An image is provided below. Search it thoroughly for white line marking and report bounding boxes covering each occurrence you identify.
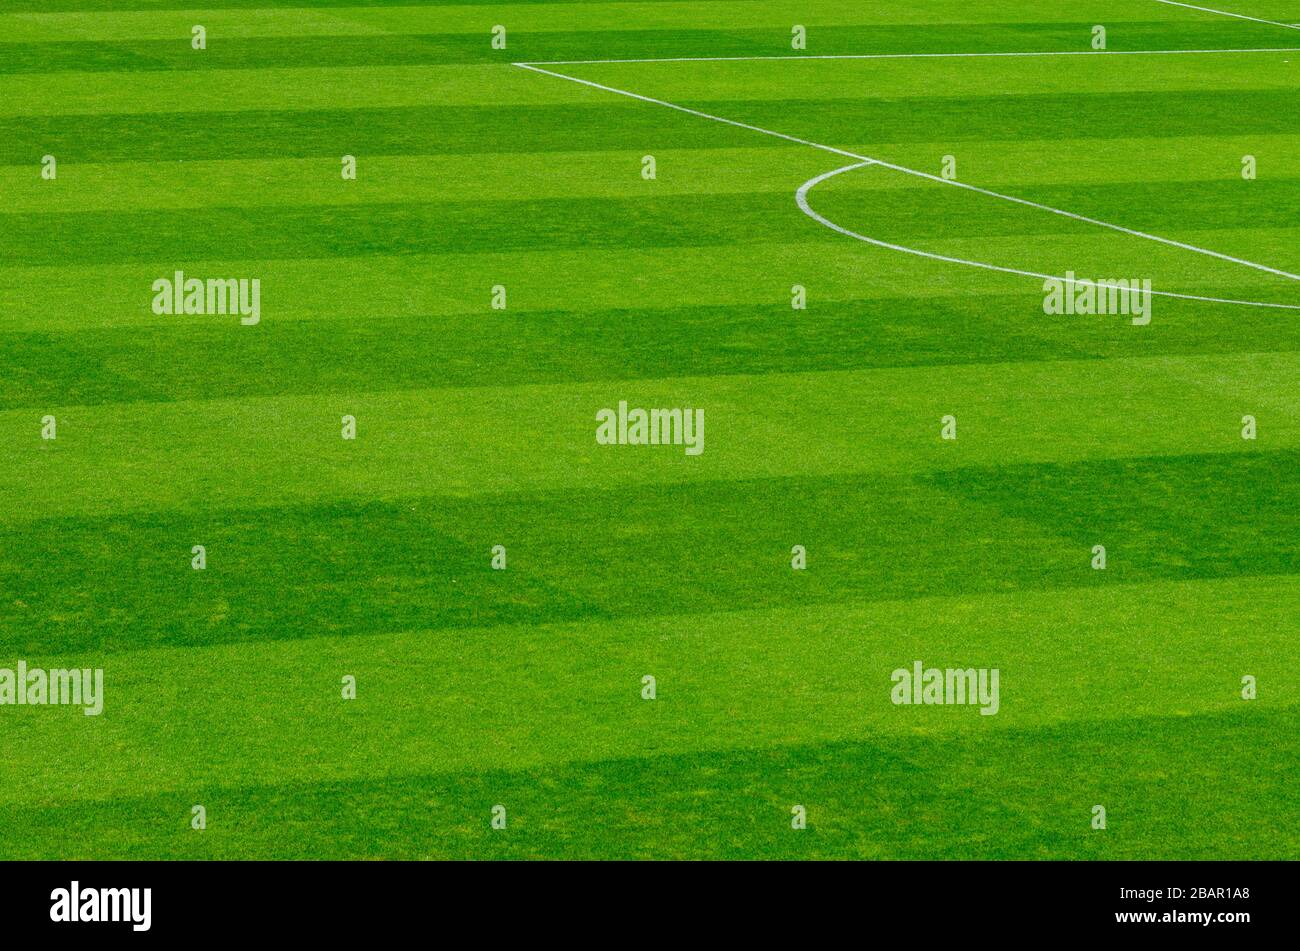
[1147,0,1300,32]
[517,47,1300,66]
[515,62,1300,299]
[515,62,869,161]
[797,163,1300,310]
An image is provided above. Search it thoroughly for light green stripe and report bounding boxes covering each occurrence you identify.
[5,46,1298,117]
[6,135,1300,212]
[3,352,1297,521]
[0,63,563,117]
[0,240,1015,332]
[563,50,1300,103]
[2,573,1294,806]
[3,227,1298,334]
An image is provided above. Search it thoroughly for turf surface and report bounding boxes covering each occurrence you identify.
[1,0,1297,859]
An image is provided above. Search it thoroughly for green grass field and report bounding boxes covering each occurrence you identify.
[2,0,1298,860]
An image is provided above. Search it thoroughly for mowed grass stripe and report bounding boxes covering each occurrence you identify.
[0,0,1221,44]
[2,574,1295,807]
[10,0,661,11]
[3,706,1294,860]
[7,135,1300,212]
[4,21,1294,74]
[564,50,1300,103]
[5,230,1298,337]
[8,292,1300,410]
[3,353,1297,522]
[5,179,1299,268]
[6,88,1297,166]
[3,451,1296,655]
[5,50,1299,118]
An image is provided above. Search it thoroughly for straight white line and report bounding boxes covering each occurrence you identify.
[514,62,1300,288]
[1147,0,1300,32]
[517,47,1300,66]
[514,62,871,162]
[798,163,1300,311]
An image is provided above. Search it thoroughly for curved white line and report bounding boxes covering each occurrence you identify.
[516,63,1300,307]
[517,63,1300,291]
[863,160,1300,284]
[796,162,1300,310]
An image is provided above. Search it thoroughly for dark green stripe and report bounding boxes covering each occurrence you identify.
[2,179,1295,266]
[3,88,1293,166]
[1,21,1287,73]
[5,295,1300,410]
[3,452,1297,655]
[0,193,813,265]
[2,707,1292,859]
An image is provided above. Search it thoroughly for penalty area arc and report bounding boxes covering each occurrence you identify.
[795,162,1300,311]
